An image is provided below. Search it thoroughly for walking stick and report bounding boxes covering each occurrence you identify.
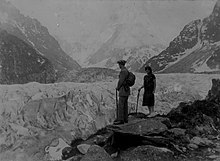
[116,89,119,119]
[136,90,140,114]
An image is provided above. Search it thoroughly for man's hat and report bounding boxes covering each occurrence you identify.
[117,60,126,65]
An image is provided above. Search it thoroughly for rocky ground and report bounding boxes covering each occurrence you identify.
[62,79,220,161]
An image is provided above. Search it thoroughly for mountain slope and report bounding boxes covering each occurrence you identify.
[0,30,56,84]
[86,44,164,71]
[0,0,81,77]
[139,0,220,74]
[8,0,216,65]
[78,1,166,70]
[84,24,164,71]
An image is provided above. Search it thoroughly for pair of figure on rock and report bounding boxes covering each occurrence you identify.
[114,60,156,125]
[138,65,156,117]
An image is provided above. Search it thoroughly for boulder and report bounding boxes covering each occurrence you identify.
[77,144,91,154]
[190,137,214,147]
[80,145,113,161]
[108,117,168,136]
[168,128,186,136]
[120,145,175,161]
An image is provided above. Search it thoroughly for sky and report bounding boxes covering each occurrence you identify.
[8,0,216,43]
[143,0,216,43]
[7,0,217,62]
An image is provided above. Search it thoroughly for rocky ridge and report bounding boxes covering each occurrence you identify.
[0,0,81,79]
[140,0,220,74]
[0,30,56,84]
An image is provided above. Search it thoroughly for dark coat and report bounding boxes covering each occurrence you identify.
[116,66,130,96]
[142,73,156,106]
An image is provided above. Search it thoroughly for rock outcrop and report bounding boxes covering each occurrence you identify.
[167,78,220,132]
[206,79,220,103]
[80,145,113,161]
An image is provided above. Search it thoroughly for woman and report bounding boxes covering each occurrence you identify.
[138,65,156,117]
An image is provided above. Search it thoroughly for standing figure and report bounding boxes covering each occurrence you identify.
[114,60,130,125]
[138,65,156,117]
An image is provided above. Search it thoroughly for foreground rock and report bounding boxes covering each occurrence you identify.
[118,79,220,161]
[80,145,113,161]
[167,79,220,135]
[120,145,175,161]
[62,79,220,161]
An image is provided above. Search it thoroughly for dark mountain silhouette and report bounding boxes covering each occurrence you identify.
[0,30,56,84]
[0,0,81,78]
[139,0,220,74]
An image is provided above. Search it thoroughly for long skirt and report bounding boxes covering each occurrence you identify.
[142,92,154,106]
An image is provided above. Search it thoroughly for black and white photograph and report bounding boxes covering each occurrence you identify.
[0,0,220,160]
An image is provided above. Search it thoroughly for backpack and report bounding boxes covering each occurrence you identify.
[126,71,136,87]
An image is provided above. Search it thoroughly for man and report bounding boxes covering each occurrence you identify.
[114,60,130,125]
